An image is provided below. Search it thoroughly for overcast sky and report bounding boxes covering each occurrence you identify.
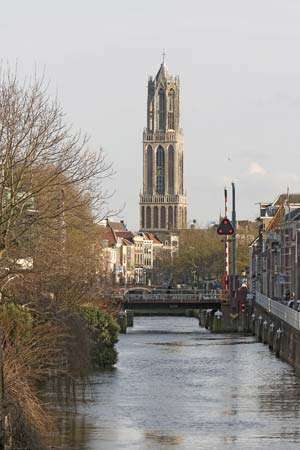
[2,0,300,228]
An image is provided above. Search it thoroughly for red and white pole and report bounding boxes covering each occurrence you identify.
[224,188,229,293]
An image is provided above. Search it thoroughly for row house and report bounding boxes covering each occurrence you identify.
[249,194,300,301]
[97,220,163,285]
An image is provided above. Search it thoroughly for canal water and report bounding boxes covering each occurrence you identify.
[57,316,300,450]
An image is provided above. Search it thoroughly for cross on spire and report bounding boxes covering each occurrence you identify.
[162,49,166,64]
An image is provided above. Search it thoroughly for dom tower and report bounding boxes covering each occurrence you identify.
[139,61,187,235]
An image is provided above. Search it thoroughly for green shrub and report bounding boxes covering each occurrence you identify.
[81,306,119,369]
[0,303,33,341]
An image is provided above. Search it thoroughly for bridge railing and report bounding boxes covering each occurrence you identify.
[124,290,222,303]
[255,291,300,331]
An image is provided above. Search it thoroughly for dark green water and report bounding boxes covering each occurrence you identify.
[56,316,300,450]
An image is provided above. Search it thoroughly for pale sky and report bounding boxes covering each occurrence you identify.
[2,0,300,229]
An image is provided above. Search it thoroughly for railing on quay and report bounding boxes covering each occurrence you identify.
[255,291,300,331]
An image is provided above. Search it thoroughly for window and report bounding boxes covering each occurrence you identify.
[156,146,165,194]
[168,89,175,129]
[154,206,159,228]
[149,101,154,131]
[180,155,184,194]
[168,146,175,194]
[141,206,145,228]
[161,206,166,228]
[146,206,151,228]
[147,146,153,193]
[168,206,173,229]
[159,88,165,130]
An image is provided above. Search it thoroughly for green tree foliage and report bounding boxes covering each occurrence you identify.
[158,224,256,285]
[82,306,119,368]
[170,228,224,284]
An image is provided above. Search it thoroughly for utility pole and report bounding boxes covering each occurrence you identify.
[231,182,237,308]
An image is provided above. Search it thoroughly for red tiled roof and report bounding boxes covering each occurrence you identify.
[114,231,134,242]
[98,227,117,246]
[144,232,162,244]
[122,238,134,246]
[108,221,127,231]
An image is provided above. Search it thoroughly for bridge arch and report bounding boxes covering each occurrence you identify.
[124,287,152,296]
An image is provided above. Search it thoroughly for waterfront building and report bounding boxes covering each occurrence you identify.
[249,193,300,300]
[97,220,165,285]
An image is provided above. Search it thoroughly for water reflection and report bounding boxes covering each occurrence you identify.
[144,431,184,446]
[54,316,300,450]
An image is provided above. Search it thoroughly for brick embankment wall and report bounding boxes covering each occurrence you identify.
[199,302,300,376]
[200,305,240,333]
[248,303,300,376]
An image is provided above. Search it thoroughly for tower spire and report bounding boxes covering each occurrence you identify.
[162,49,166,64]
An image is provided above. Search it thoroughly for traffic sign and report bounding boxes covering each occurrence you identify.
[217,217,235,236]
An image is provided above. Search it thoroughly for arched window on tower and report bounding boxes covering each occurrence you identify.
[179,207,183,228]
[156,146,165,194]
[146,206,151,229]
[146,146,153,194]
[149,101,154,131]
[168,89,175,130]
[141,206,145,229]
[158,88,166,130]
[161,206,166,229]
[154,206,159,228]
[180,154,184,194]
[168,206,173,230]
[168,146,175,194]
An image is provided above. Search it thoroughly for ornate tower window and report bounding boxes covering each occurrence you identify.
[146,146,153,194]
[174,205,178,228]
[156,146,165,194]
[146,206,151,229]
[168,145,175,194]
[141,206,145,228]
[158,88,166,130]
[149,101,154,131]
[180,154,184,194]
[168,206,173,229]
[154,206,159,228]
[168,89,175,130]
[161,206,166,229]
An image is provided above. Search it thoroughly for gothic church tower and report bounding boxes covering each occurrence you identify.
[139,61,187,234]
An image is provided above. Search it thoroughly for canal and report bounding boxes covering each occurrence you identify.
[57,316,300,449]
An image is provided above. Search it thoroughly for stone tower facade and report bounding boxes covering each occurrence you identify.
[139,61,187,233]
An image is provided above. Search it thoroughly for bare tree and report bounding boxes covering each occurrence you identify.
[0,66,118,449]
[0,66,113,285]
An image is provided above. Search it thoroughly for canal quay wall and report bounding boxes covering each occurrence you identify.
[250,293,300,376]
[200,292,300,376]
